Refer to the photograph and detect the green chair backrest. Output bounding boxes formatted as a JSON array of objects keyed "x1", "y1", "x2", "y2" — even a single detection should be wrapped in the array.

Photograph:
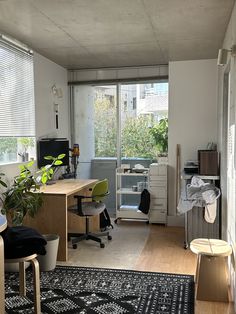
[{"x1": 91, "y1": 179, "x2": 109, "y2": 202}]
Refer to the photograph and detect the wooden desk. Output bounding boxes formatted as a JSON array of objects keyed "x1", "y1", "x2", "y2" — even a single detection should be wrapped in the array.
[
  {"x1": 0, "y1": 215, "x2": 7, "y2": 313},
  {"x1": 24, "y1": 179, "x2": 98, "y2": 261}
]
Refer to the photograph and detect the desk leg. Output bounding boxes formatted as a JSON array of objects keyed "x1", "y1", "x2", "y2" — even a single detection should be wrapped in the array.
[{"x1": 0, "y1": 235, "x2": 5, "y2": 313}]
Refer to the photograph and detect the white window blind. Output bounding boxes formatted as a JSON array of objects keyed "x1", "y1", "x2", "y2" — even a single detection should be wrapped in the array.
[{"x1": 0, "y1": 39, "x2": 35, "y2": 137}]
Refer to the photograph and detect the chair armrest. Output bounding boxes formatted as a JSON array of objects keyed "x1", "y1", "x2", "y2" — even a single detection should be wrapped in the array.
[
  {"x1": 73, "y1": 195, "x2": 84, "y2": 216},
  {"x1": 74, "y1": 191, "x2": 110, "y2": 200},
  {"x1": 74, "y1": 195, "x2": 91, "y2": 200}
]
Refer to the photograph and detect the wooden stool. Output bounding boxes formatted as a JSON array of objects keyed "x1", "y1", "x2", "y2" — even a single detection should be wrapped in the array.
[
  {"x1": 5, "y1": 254, "x2": 41, "y2": 313},
  {"x1": 190, "y1": 238, "x2": 232, "y2": 302}
]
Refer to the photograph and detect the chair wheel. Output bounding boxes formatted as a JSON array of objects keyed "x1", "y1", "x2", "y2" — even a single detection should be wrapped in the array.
[
  {"x1": 108, "y1": 235, "x2": 112, "y2": 241},
  {"x1": 100, "y1": 243, "x2": 105, "y2": 248},
  {"x1": 72, "y1": 244, "x2": 77, "y2": 249}
]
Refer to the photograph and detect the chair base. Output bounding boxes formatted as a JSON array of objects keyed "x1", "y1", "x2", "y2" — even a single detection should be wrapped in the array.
[{"x1": 68, "y1": 230, "x2": 112, "y2": 249}]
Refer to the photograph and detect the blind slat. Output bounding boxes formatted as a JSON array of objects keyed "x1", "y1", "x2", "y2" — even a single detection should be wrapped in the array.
[{"x1": 0, "y1": 41, "x2": 35, "y2": 137}]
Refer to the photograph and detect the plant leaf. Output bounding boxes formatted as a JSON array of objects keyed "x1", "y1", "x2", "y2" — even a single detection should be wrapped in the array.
[
  {"x1": 54, "y1": 160, "x2": 63, "y2": 165},
  {"x1": 26, "y1": 160, "x2": 35, "y2": 167},
  {"x1": 58, "y1": 154, "x2": 65, "y2": 159},
  {"x1": 44, "y1": 156, "x2": 54, "y2": 160},
  {"x1": 41, "y1": 175, "x2": 47, "y2": 184}
]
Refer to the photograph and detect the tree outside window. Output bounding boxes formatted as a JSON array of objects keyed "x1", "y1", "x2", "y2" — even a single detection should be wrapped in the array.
[{"x1": 94, "y1": 83, "x2": 168, "y2": 159}]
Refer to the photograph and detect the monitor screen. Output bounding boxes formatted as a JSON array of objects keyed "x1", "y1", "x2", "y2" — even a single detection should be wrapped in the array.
[{"x1": 37, "y1": 139, "x2": 70, "y2": 168}]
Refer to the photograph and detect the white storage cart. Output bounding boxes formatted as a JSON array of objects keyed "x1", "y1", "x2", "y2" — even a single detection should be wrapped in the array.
[{"x1": 114, "y1": 167, "x2": 149, "y2": 223}]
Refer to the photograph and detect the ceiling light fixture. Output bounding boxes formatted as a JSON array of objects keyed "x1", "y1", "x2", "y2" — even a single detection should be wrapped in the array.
[{"x1": 217, "y1": 45, "x2": 236, "y2": 66}]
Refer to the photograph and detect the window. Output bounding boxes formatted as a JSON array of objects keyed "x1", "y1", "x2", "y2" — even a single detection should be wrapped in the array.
[
  {"x1": 121, "y1": 83, "x2": 168, "y2": 159},
  {"x1": 0, "y1": 36, "x2": 35, "y2": 164},
  {"x1": 94, "y1": 86, "x2": 117, "y2": 157},
  {"x1": 72, "y1": 81, "x2": 168, "y2": 161},
  {"x1": 92, "y1": 82, "x2": 168, "y2": 159}
]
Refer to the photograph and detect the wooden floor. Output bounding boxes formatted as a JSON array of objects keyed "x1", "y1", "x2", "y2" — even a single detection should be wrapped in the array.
[
  {"x1": 64, "y1": 221, "x2": 235, "y2": 314},
  {"x1": 134, "y1": 224, "x2": 235, "y2": 314}
]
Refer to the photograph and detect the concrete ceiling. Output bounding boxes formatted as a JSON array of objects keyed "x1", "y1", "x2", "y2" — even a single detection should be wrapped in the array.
[{"x1": 0, "y1": 0, "x2": 234, "y2": 69}]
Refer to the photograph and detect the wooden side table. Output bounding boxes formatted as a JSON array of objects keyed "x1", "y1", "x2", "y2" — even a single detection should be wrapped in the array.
[
  {"x1": 5, "y1": 254, "x2": 41, "y2": 313},
  {"x1": 190, "y1": 238, "x2": 232, "y2": 302}
]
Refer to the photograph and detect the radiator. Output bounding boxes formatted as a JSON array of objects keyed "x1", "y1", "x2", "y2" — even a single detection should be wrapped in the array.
[{"x1": 184, "y1": 205, "x2": 220, "y2": 248}]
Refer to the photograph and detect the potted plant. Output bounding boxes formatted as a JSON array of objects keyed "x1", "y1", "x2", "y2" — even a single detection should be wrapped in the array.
[
  {"x1": 0, "y1": 155, "x2": 64, "y2": 271},
  {"x1": 149, "y1": 118, "x2": 168, "y2": 162},
  {"x1": 0, "y1": 154, "x2": 65, "y2": 226}
]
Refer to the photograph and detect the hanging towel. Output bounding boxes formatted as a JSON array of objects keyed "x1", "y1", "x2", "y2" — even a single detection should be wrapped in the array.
[
  {"x1": 138, "y1": 189, "x2": 150, "y2": 214},
  {"x1": 177, "y1": 176, "x2": 221, "y2": 223},
  {"x1": 204, "y1": 201, "x2": 217, "y2": 223}
]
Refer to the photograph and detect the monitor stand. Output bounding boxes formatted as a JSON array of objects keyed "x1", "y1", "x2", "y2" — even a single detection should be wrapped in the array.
[
  {"x1": 46, "y1": 180, "x2": 56, "y2": 185},
  {"x1": 62, "y1": 173, "x2": 75, "y2": 179}
]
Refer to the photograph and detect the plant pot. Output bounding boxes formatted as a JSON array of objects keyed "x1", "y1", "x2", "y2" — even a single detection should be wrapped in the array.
[
  {"x1": 5, "y1": 261, "x2": 30, "y2": 272},
  {"x1": 37, "y1": 234, "x2": 59, "y2": 271},
  {"x1": 157, "y1": 156, "x2": 168, "y2": 164}
]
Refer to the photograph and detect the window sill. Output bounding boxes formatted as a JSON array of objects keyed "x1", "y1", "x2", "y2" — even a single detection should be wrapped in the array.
[{"x1": 0, "y1": 159, "x2": 36, "y2": 167}]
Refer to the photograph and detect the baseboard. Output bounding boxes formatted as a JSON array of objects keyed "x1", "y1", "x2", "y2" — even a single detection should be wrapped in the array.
[{"x1": 167, "y1": 215, "x2": 185, "y2": 227}]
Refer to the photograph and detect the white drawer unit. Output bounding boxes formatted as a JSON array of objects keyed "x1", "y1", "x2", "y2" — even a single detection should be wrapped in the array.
[
  {"x1": 150, "y1": 198, "x2": 167, "y2": 210},
  {"x1": 149, "y1": 187, "x2": 167, "y2": 198},
  {"x1": 149, "y1": 164, "x2": 167, "y2": 176},
  {"x1": 149, "y1": 178, "x2": 167, "y2": 188},
  {"x1": 148, "y1": 163, "x2": 168, "y2": 224},
  {"x1": 149, "y1": 210, "x2": 167, "y2": 224}
]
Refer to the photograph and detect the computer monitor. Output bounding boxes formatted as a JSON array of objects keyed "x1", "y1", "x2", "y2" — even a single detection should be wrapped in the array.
[{"x1": 37, "y1": 138, "x2": 70, "y2": 168}]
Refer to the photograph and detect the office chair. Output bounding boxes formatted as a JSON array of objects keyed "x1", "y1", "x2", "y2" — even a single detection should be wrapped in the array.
[{"x1": 68, "y1": 179, "x2": 112, "y2": 249}]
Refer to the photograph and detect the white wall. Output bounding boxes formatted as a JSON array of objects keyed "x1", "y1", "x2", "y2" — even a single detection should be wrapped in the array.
[
  {"x1": 34, "y1": 53, "x2": 69, "y2": 140},
  {"x1": 217, "y1": 1, "x2": 236, "y2": 307},
  {"x1": 168, "y1": 59, "x2": 218, "y2": 219},
  {"x1": 0, "y1": 52, "x2": 70, "y2": 182}
]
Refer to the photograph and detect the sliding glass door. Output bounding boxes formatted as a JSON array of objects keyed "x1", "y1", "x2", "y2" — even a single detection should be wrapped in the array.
[
  {"x1": 71, "y1": 81, "x2": 168, "y2": 213},
  {"x1": 72, "y1": 81, "x2": 168, "y2": 176}
]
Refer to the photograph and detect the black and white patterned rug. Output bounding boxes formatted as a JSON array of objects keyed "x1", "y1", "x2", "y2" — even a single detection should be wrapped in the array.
[{"x1": 5, "y1": 266, "x2": 194, "y2": 314}]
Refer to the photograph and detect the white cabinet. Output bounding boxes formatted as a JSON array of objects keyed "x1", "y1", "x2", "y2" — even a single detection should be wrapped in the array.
[
  {"x1": 115, "y1": 168, "x2": 149, "y2": 222},
  {"x1": 148, "y1": 163, "x2": 168, "y2": 224}
]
